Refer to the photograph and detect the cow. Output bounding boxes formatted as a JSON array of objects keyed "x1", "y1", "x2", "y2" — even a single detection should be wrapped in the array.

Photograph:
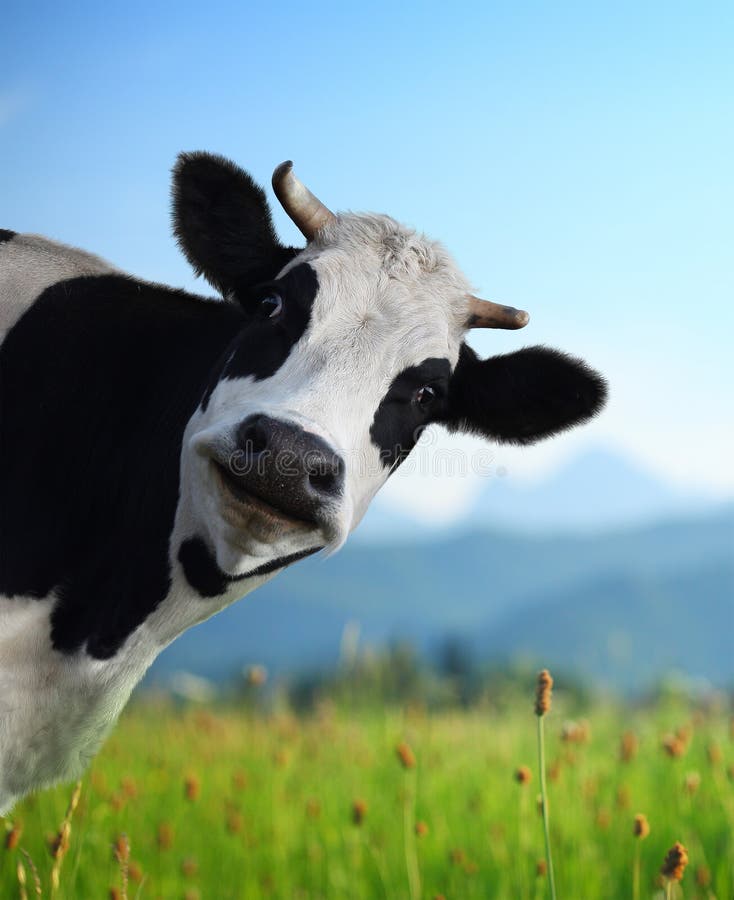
[{"x1": 0, "y1": 153, "x2": 606, "y2": 812}]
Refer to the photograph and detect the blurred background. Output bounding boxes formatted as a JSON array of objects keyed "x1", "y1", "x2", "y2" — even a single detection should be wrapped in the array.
[{"x1": 3, "y1": 0, "x2": 732, "y2": 701}]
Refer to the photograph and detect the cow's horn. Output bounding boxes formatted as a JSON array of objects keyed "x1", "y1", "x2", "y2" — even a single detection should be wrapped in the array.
[
  {"x1": 466, "y1": 295, "x2": 530, "y2": 329},
  {"x1": 272, "y1": 161, "x2": 336, "y2": 240}
]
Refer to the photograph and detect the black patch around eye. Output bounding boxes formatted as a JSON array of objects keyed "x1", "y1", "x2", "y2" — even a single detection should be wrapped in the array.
[
  {"x1": 221, "y1": 263, "x2": 319, "y2": 384},
  {"x1": 199, "y1": 262, "x2": 319, "y2": 412},
  {"x1": 0, "y1": 229, "x2": 16, "y2": 244},
  {"x1": 370, "y1": 358, "x2": 451, "y2": 470}
]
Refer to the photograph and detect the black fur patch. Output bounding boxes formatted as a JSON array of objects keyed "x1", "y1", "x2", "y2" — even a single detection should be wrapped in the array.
[
  {"x1": 0, "y1": 272, "x2": 299, "y2": 658},
  {"x1": 178, "y1": 536, "x2": 321, "y2": 598},
  {"x1": 198, "y1": 263, "x2": 319, "y2": 411},
  {"x1": 222, "y1": 263, "x2": 319, "y2": 384},
  {"x1": 441, "y1": 344, "x2": 607, "y2": 445},
  {"x1": 172, "y1": 151, "x2": 300, "y2": 294},
  {"x1": 370, "y1": 358, "x2": 451, "y2": 469},
  {"x1": 0, "y1": 229, "x2": 16, "y2": 244}
]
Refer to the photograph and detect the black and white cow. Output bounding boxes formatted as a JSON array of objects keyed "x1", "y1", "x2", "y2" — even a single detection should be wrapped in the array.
[{"x1": 0, "y1": 153, "x2": 606, "y2": 812}]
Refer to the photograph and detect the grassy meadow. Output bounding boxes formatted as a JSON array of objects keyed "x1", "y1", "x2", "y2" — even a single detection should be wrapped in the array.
[{"x1": 1, "y1": 685, "x2": 733, "y2": 899}]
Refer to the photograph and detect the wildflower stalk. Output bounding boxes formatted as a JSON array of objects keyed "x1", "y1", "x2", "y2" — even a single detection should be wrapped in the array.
[
  {"x1": 49, "y1": 780, "x2": 82, "y2": 897},
  {"x1": 535, "y1": 670, "x2": 557, "y2": 900},
  {"x1": 661, "y1": 841, "x2": 688, "y2": 900},
  {"x1": 515, "y1": 766, "x2": 532, "y2": 896},
  {"x1": 16, "y1": 858, "x2": 28, "y2": 900},
  {"x1": 632, "y1": 814, "x2": 650, "y2": 900},
  {"x1": 402, "y1": 766, "x2": 421, "y2": 900},
  {"x1": 20, "y1": 849, "x2": 42, "y2": 898}
]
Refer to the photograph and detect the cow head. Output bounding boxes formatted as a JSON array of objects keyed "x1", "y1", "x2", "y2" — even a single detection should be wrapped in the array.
[{"x1": 172, "y1": 152, "x2": 606, "y2": 577}]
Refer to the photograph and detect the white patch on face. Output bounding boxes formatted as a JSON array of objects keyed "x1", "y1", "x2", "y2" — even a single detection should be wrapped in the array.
[{"x1": 179, "y1": 213, "x2": 473, "y2": 575}]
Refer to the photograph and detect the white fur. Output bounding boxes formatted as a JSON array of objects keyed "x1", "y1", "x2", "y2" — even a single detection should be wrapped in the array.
[
  {"x1": 186, "y1": 214, "x2": 472, "y2": 570},
  {"x1": 0, "y1": 233, "x2": 117, "y2": 348},
  {"x1": 0, "y1": 214, "x2": 474, "y2": 812}
]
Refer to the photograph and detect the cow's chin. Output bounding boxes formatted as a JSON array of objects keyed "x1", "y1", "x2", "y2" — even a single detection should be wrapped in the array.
[
  {"x1": 209, "y1": 463, "x2": 325, "y2": 574},
  {"x1": 214, "y1": 462, "x2": 316, "y2": 543}
]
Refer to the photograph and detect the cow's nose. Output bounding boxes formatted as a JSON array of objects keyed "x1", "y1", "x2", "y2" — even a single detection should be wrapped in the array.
[{"x1": 227, "y1": 414, "x2": 344, "y2": 523}]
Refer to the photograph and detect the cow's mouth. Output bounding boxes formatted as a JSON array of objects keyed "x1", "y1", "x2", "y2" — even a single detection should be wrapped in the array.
[{"x1": 212, "y1": 460, "x2": 318, "y2": 537}]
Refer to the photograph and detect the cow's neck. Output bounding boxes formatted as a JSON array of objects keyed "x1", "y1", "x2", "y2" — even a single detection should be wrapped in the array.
[{"x1": 0, "y1": 273, "x2": 243, "y2": 659}]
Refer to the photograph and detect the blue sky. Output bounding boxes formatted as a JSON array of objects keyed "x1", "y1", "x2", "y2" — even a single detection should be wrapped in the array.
[{"x1": 2, "y1": 1, "x2": 733, "y2": 520}]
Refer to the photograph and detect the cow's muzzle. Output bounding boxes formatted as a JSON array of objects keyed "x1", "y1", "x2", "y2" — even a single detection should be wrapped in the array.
[{"x1": 213, "y1": 414, "x2": 344, "y2": 532}]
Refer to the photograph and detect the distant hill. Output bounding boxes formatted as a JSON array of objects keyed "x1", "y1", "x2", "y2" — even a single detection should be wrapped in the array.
[
  {"x1": 467, "y1": 446, "x2": 715, "y2": 533},
  {"x1": 148, "y1": 505, "x2": 734, "y2": 690},
  {"x1": 482, "y1": 560, "x2": 734, "y2": 690},
  {"x1": 356, "y1": 446, "x2": 719, "y2": 540}
]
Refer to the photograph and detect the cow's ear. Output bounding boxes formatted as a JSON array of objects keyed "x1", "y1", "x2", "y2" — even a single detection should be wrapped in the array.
[
  {"x1": 441, "y1": 343, "x2": 607, "y2": 444},
  {"x1": 171, "y1": 151, "x2": 300, "y2": 294}
]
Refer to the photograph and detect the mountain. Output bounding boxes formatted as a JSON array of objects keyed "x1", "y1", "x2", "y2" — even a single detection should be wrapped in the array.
[
  {"x1": 147, "y1": 505, "x2": 734, "y2": 690},
  {"x1": 354, "y1": 446, "x2": 720, "y2": 541},
  {"x1": 466, "y1": 446, "x2": 715, "y2": 534},
  {"x1": 482, "y1": 560, "x2": 734, "y2": 690}
]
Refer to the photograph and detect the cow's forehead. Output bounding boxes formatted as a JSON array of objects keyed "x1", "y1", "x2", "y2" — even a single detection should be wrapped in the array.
[{"x1": 279, "y1": 212, "x2": 472, "y2": 370}]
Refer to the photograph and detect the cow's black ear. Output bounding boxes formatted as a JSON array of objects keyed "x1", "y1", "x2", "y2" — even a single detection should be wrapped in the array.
[
  {"x1": 441, "y1": 344, "x2": 607, "y2": 444},
  {"x1": 171, "y1": 151, "x2": 300, "y2": 294}
]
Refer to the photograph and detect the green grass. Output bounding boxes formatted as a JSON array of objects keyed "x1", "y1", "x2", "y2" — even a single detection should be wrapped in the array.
[{"x1": 2, "y1": 694, "x2": 733, "y2": 899}]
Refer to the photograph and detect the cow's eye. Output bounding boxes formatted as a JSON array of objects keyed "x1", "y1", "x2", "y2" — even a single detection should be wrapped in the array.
[
  {"x1": 414, "y1": 385, "x2": 437, "y2": 409},
  {"x1": 257, "y1": 293, "x2": 283, "y2": 319}
]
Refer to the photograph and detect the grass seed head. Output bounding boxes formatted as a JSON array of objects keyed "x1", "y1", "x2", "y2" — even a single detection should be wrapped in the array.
[
  {"x1": 157, "y1": 822, "x2": 174, "y2": 849},
  {"x1": 514, "y1": 765, "x2": 532, "y2": 785},
  {"x1": 120, "y1": 776, "x2": 138, "y2": 799},
  {"x1": 5, "y1": 822, "x2": 23, "y2": 850},
  {"x1": 352, "y1": 799, "x2": 368, "y2": 825},
  {"x1": 232, "y1": 770, "x2": 248, "y2": 791},
  {"x1": 706, "y1": 741, "x2": 723, "y2": 766},
  {"x1": 561, "y1": 719, "x2": 591, "y2": 744},
  {"x1": 246, "y1": 664, "x2": 268, "y2": 686},
  {"x1": 633, "y1": 814, "x2": 650, "y2": 839},
  {"x1": 184, "y1": 773, "x2": 201, "y2": 801},
  {"x1": 684, "y1": 771, "x2": 701, "y2": 795},
  {"x1": 661, "y1": 841, "x2": 689, "y2": 881},
  {"x1": 396, "y1": 742, "x2": 416, "y2": 769},
  {"x1": 226, "y1": 811, "x2": 244, "y2": 834},
  {"x1": 128, "y1": 860, "x2": 143, "y2": 883},
  {"x1": 113, "y1": 833, "x2": 130, "y2": 864},
  {"x1": 534, "y1": 669, "x2": 553, "y2": 717},
  {"x1": 620, "y1": 730, "x2": 639, "y2": 762},
  {"x1": 415, "y1": 820, "x2": 429, "y2": 837},
  {"x1": 449, "y1": 848, "x2": 466, "y2": 866},
  {"x1": 548, "y1": 759, "x2": 562, "y2": 782},
  {"x1": 536, "y1": 859, "x2": 548, "y2": 877},
  {"x1": 662, "y1": 733, "x2": 686, "y2": 758},
  {"x1": 695, "y1": 864, "x2": 711, "y2": 887},
  {"x1": 181, "y1": 857, "x2": 198, "y2": 877},
  {"x1": 16, "y1": 859, "x2": 26, "y2": 890}
]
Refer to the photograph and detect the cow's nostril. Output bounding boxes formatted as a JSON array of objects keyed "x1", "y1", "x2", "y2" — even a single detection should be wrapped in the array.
[
  {"x1": 238, "y1": 417, "x2": 269, "y2": 457},
  {"x1": 306, "y1": 451, "x2": 343, "y2": 496},
  {"x1": 308, "y1": 469, "x2": 337, "y2": 495}
]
